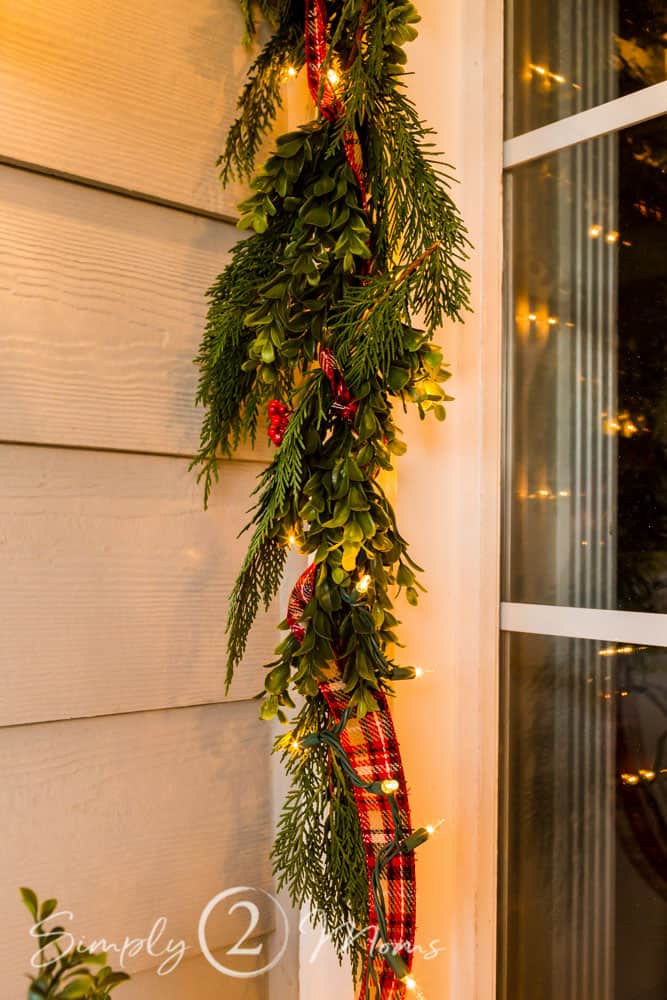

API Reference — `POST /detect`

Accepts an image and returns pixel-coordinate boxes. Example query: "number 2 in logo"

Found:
[198,887,289,978]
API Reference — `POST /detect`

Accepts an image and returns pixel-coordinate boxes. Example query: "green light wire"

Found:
[302,710,430,995]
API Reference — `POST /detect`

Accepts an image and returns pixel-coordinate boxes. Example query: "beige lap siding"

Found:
[0,1,288,995]
[0,445,275,725]
[0,0,273,217]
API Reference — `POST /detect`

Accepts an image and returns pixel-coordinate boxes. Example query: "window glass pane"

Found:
[499,632,667,1000]
[504,114,667,613]
[506,0,667,137]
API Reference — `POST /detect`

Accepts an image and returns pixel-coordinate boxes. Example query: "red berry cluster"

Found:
[268,399,290,445]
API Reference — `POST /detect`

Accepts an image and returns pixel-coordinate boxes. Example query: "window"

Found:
[500,3,667,997]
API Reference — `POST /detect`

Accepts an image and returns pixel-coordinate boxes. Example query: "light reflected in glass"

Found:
[499,632,667,1000]
[506,0,667,137]
[504,115,667,613]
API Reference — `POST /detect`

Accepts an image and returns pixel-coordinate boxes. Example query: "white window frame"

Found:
[502,77,667,650]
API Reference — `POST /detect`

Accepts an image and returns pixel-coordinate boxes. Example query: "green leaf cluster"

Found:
[20,889,129,1000]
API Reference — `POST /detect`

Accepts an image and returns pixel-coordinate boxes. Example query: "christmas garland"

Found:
[192,2,470,996]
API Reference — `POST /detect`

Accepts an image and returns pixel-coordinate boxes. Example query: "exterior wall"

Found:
[0,2,296,996]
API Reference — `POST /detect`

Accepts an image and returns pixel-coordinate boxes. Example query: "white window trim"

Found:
[503,77,667,658]
[504,78,667,168]
[501,603,667,646]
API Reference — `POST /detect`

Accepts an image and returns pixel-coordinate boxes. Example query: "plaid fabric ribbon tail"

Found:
[287,565,417,1000]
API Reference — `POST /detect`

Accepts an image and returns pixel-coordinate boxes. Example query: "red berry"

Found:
[268,400,280,416]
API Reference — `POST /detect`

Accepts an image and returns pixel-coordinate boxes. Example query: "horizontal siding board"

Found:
[0,702,273,993]
[0,444,277,725]
[0,164,271,459]
[0,0,286,215]
[121,945,271,999]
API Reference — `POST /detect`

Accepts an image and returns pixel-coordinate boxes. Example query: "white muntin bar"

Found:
[501,602,667,647]
[503,79,667,169]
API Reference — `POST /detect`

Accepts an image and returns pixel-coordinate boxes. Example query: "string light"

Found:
[414,666,435,679]
[288,533,297,547]
[356,573,372,593]
[302,709,435,988]
[639,769,657,783]
[528,63,581,90]
[620,772,640,786]
[547,316,558,326]
[528,312,537,322]
[287,66,298,78]
[589,224,602,238]
[605,230,619,244]
[425,819,445,837]
[327,68,340,85]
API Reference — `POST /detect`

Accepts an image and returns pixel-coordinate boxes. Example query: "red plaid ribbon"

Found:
[319,347,358,422]
[288,564,416,1000]
[305,0,366,200]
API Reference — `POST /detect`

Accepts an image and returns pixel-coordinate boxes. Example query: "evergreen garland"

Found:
[192,0,470,987]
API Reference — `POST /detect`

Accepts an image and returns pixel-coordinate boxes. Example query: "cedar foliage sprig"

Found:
[272,696,369,977]
[192,0,471,979]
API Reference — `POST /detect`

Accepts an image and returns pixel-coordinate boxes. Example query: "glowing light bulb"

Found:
[415,666,425,678]
[528,312,537,322]
[606,230,619,244]
[589,224,602,238]
[288,533,296,547]
[291,739,301,753]
[425,819,445,837]
[287,66,298,78]
[639,769,656,783]
[327,68,340,85]
[356,574,372,593]
[620,772,640,786]
[403,975,417,991]
[530,64,546,76]
[553,74,566,84]
[381,779,400,795]
[547,316,558,326]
